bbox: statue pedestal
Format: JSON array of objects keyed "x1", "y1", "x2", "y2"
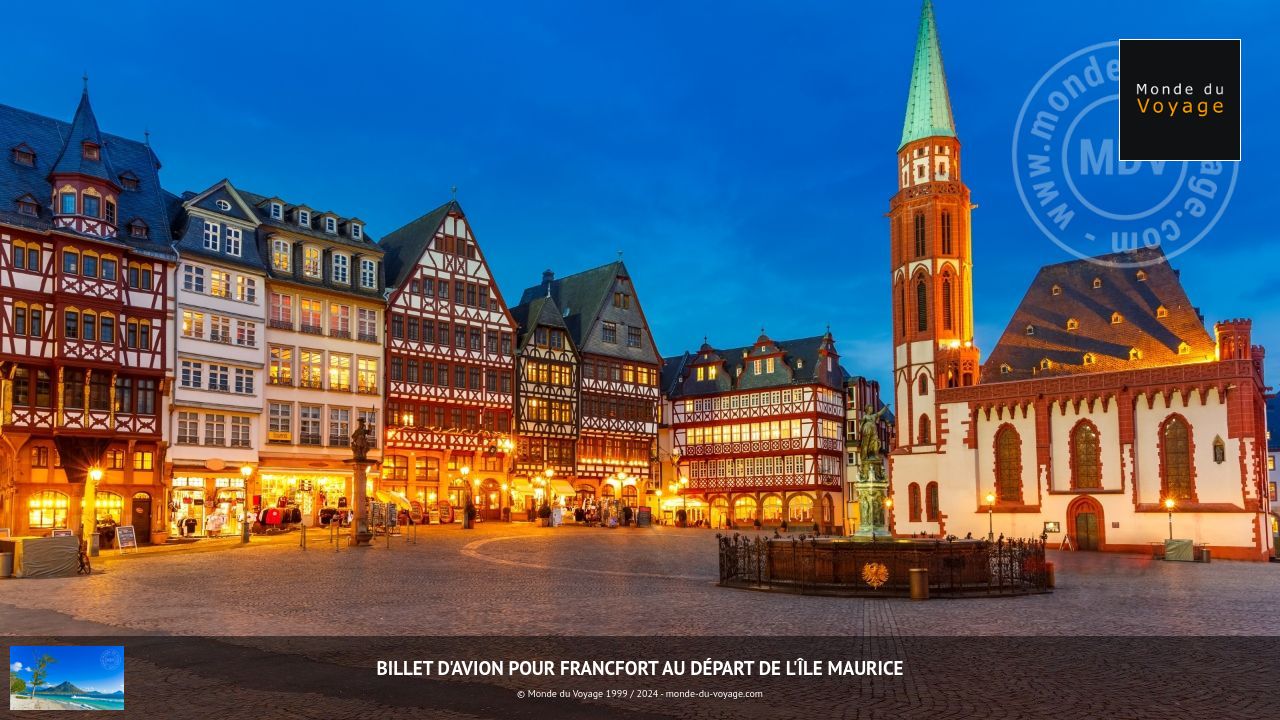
[
  {"x1": 344, "y1": 458, "x2": 378, "y2": 546},
  {"x1": 851, "y1": 479, "x2": 891, "y2": 540}
]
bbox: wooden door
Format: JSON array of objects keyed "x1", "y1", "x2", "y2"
[
  {"x1": 131, "y1": 492, "x2": 151, "y2": 544},
  {"x1": 1076, "y1": 512, "x2": 1099, "y2": 551}
]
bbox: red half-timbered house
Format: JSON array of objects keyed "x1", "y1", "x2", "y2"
[
  {"x1": 663, "y1": 332, "x2": 846, "y2": 531},
  {"x1": 379, "y1": 201, "x2": 516, "y2": 520},
  {"x1": 0, "y1": 89, "x2": 174, "y2": 541}
]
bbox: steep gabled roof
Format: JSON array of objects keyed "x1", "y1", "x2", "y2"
[
  {"x1": 900, "y1": 0, "x2": 956, "y2": 149},
  {"x1": 664, "y1": 335, "x2": 841, "y2": 398},
  {"x1": 517, "y1": 260, "x2": 625, "y2": 349},
  {"x1": 510, "y1": 293, "x2": 573, "y2": 351},
  {"x1": 982, "y1": 247, "x2": 1217, "y2": 383},
  {"x1": 379, "y1": 200, "x2": 455, "y2": 291}
]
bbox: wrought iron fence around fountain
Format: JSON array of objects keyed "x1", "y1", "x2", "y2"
[{"x1": 716, "y1": 534, "x2": 1050, "y2": 597}]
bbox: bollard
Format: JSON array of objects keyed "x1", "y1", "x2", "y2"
[
  {"x1": 299, "y1": 524, "x2": 307, "y2": 551},
  {"x1": 1045, "y1": 561, "x2": 1055, "y2": 588},
  {"x1": 908, "y1": 568, "x2": 929, "y2": 600}
]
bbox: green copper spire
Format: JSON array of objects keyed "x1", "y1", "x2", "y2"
[{"x1": 899, "y1": 0, "x2": 956, "y2": 150}]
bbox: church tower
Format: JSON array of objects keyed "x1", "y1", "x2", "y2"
[{"x1": 890, "y1": 0, "x2": 978, "y2": 452}]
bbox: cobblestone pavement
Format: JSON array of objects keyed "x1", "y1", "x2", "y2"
[
  {"x1": 2, "y1": 523, "x2": 1277, "y2": 637},
  {"x1": 2, "y1": 524, "x2": 1278, "y2": 719}
]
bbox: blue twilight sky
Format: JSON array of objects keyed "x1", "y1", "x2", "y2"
[
  {"x1": 10, "y1": 646, "x2": 125, "y2": 694},
  {"x1": 1, "y1": 1, "x2": 1275, "y2": 392}
]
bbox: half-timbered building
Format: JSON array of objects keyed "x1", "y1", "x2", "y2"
[
  {"x1": 662, "y1": 332, "x2": 846, "y2": 531},
  {"x1": 379, "y1": 201, "x2": 516, "y2": 520},
  {"x1": 510, "y1": 288, "x2": 579, "y2": 513},
  {"x1": 517, "y1": 262, "x2": 661, "y2": 509},
  {"x1": 251, "y1": 190, "x2": 384, "y2": 525},
  {"x1": 886, "y1": 1, "x2": 1272, "y2": 559},
  {"x1": 0, "y1": 89, "x2": 175, "y2": 541},
  {"x1": 165, "y1": 180, "x2": 267, "y2": 537}
]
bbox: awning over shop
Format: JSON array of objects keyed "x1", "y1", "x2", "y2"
[
  {"x1": 551, "y1": 480, "x2": 576, "y2": 497},
  {"x1": 511, "y1": 478, "x2": 534, "y2": 493},
  {"x1": 372, "y1": 490, "x2": 412, "y2": 507}
]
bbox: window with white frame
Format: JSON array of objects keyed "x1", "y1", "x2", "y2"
[
  {"x1": 181, "y1": 310, "x2": 204, "y2": 339},
  {"x1": 270, "y1": 202, "x2": 283, "y2": 220},
  {"x1": 329, "y1": 407, "x2": 351, "y2": 444},
  {"x1": 324, "y1": 216, "x2": 337, "y2": 234},
  {"x1": 332, "y1": 254, "x2": 349, "y2": 283},
  {"x1": 235, "y1": 320, "x2": 256, "y2": 347},
  {"x1": 226, "y1": 227, "x2": 242, "y2": 256},
  {"x1": 236, "y1": 276, "x2": 257, "y2": 303},
  {"x1": 180, "y1": 360, "x2": 203, "y2": 388},
  {"x1": 205, "y1": 414, "x2": 226, "y2": 446},
  {"x1": 303, "y1": 247, "x2": 321, "y2": 278},
  {"x1": 177, "y1": 412, "x2": 199, "y2": 444},
  {"x1": 268, "y1": 402, "x2": 292, "y2": 442},
  {"x1": 360, "y1": 258, "x2": 376, "y2": 288},
  {"x1": 210, "y1": 270, "x2": 231, "y2": 298},
  {"x1": 297, "y1": 209, "x2": 310, "y2": 227},
  {"x1": 271, "y1": 239, "x2": 291, "y2": 271},
  {"x1": 357, "y1": 308, "x2": 377, "y2": 341},
  {"x1": 329, "y1": 303, "x2": 351, "y2": 337},
  {"x1": 183, "y1": 265, "x2": 205, "y2": 293},
  {"x1": 234, "y1": 368, "x2": 254, "y2": 394},
  {"x1": 351, "y1": 223, "x2": 363, "y2": 240},
  {"x1": 202, "y1": 221, "x2": 220, "y2": 251},
  {"x1": 210, "y1": 315, "x2": 231, "y2": 344},
  {"x1": 230, "y1": 416, "x2": 251, "y2": 447},
  {"x1": 299, "y1": 404, "x2": 322, "y2": 444},
  {"x1": 208, "y1": 364, "x2": 230, "y2": 392}
]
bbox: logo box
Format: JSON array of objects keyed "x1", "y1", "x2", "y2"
[{"x1": 1119, "y1": 39, "x2": 1241, "y2": 161}]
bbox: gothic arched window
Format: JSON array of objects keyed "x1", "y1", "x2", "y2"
[
  {"x1": 918, "y1": 374, "x2": 929, "y2": 396},
  {"x1": 995, "y1": 425, "x2": 1023, "y2": 502},
  {"x1": 1070, "y1": 420, "x2": 1101, "y2": 489},
  {"x1": 925, "y1": 482, "x2": 939, "y2": 521},
  {"x1": 1161, "y1": 415, "x2": 1194, "y2": 500},
  {"x1": 940, "y1": 211, "x2": 952, "y2": 254},
  {"x1": 914, "y1": 213, "x2": 926, "y2": 257},
  {"x1": 908, "y1": 483, "x2": 921, "y2": 522},
  {"x1": 941, "y1": 273, "x2": 954, "y2": 330},
  {"x1": 916, "y1": 279, "x2": 928, "y2": 332},
  {"x1": 917, "y1": 414, "x2": 931, "y2": 445}
]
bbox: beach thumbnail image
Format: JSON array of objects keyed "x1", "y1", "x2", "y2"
[{"x1": 9, "y1": 645, "x2": 124, "y2": 711}]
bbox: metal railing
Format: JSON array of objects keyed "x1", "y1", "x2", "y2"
[{"x1": 717, "y1": 534, "x2": 1049, "y2": 597}]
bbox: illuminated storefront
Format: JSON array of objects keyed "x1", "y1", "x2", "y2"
[
  {"x1": 170, "y1": 476, "x2": 247, "y2": 537},
  {"x1": 257, "y1": 471, "x2": 353, "y2": 526}
]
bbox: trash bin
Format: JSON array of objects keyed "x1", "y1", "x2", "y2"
[
  {"x1": 908, "y1": 568, "x2": 929, "y2": 600},
  {"x1": 0, "y1": 553, "x2": 13, "y2": 578},
  {"x1": 1199, "y1": 547, "x2": 1211, "y2": 563},
  {"x1": 88, "y1": 532, "x2": 100, "y2": 558}
]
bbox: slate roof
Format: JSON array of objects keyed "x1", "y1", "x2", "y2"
[
  {"x1": 237, "y1": 188, "x2": 381, "y2": 255},
  {"x1": 51, "y1": 91, "x2": 117, "y2": 183},
  {"x1": 379, "y1": 200, "x2": 455, "y2": 291},
  {"x1": 169, "y1": 180, "x2": 270, "y2": 273},
  {"x1": 517, "y1": 261, "x2": 626, "y2": 351},
  {"x1": 0, "y1": 93, "x2": 175, "y2": 259},
  {"x1": 510, "y1": 293, "x2": 573, "y2": 351},
  {"x1": 1266, "y1": 395, "x2": 1280, "y2": 453},
  {"x1": 900, "y1": 0, "x2": 956, "y2": 149},
  {"x1": 663, "y1": 334, "x2": 841, "y2": 398},
  {"x1": 981, "y1": 247, "x2": 1217, "y2": 383}
]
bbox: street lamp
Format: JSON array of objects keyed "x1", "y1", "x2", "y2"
[
  {"x1": 240, "y1": 465, "x2": 254, "y2": 544},
  {"x1": 679, "y1": 474, "x2": 689, "y2": 518},
  {"x1": 542, "y1": 468, "x2": 555, "y2": 508},
  {"x1": 985, "y1": 492, "x2": 996, "y2": 541},
  {"x1": 1164, "y1": 497, "x2": 1176, "y2": 540},
  {"x1": 460, "y1": 466, "x2": 473, "y2": 529}
]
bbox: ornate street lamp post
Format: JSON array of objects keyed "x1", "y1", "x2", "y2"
[
  {"x1": 986, "y1": 492, "x2": 996, "y2": 540},
  {"x1": 461, "y1": 466, "x2": 473, "y2": 529}
]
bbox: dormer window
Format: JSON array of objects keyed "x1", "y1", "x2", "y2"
[
  {"x1": 128, "y1": 219, "x2": 149, "y2": 239},
  {"x1": 82, "y1": 194, "x2": 100, "y2": 218},
  {"x1": 359, "y1": 258, "x2": 376, "y2": 289},
  {"x1": 270, "y1": 202, "x2": 283, "y2": 220},
  {"x1": 1111, "y1": 312, "x2": 1123, "y2": 324},
  {"x1": 1082, "y1": 352, "x2": 1096, "y2": 365},
  {"x1": 1025, "y1": 325, "x2": 1035, "y2": 336},
  {"x1": 1000, "y1": 363, "x2": 1012, "y2": 374},
  {"x1": 1129, "y1": 348, "x2": 1143, "y2": 361},
  {"x1": 118, "y1": 172, "x2": 139, "y2": 191},
  {"x1": 16, "y1": 195, "x2": 38, "y2": 217},
  {"x1": 297, "y1": 209, "x2": 311, "y2": 227},
  {"x1": 216, "y1": 199, "x2": 231, "y2": 212},
  {"x1": 1136, "y1": 270, "x2": 1147, "y2": 282},
  {"x1": 324, "y1": 217, "x2": 337, "y2": 234},
  {"x1": 1156, "y1": 305, "x2": 1169, "y2": 319},
  {"x1": 1066, "y1": 318, "x2": 1079, "y2": 331},
  {"x1": 351, "y1": 223, "x2": 363, "y2": 240},
  {"x1": 1092, "y1": 277, "x2": 1103, "y2": 289},
  {"x1": 1040, "y1": 358, "x2": 1051, "y2": 370},
  {"x1": 1051, "y1": 284, "x2": 1061, "y2": 296},
  {"x1": 1178, "y1": 342, "x2": 1191, "y2": 355},
  {"x1": 82, "y1": 142, "x2": 100, "y2": 161},
  {"x1": 11, "y1": 144, "x2": 35, "y2": 166},
  {"x1": 332, "y1": 254, "x2": 349, "y2": 284},
  {"x1": 303, "y1": 246, "x2": 321, "y2": 278},
  {"x1": 271, "y1": 238, "x2": 291, "y2": 272}
]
